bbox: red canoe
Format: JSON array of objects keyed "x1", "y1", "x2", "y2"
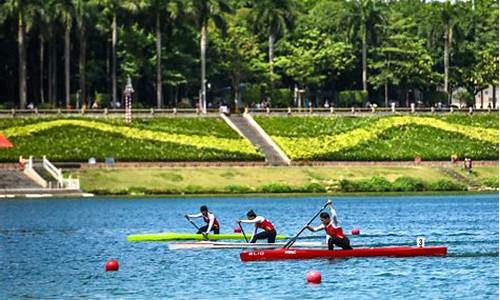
[{"x1": 240, "y1": 246, "x2": 448, "y2": 262}]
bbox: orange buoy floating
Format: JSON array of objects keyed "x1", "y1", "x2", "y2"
[
  {"x1": 351, "y1": 228, "x2": 360, "y2": 235},
  {"x1": 306, "y1": 270, "x2": 322, "y2": 284},
  {"x1": 105, "y1": 259, "x2": 119, "y2": 272},
  {"x1": 233, "y1": 227, "x2": 242, "y2": 233}
]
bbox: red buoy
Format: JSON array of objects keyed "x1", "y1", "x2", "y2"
[
  {"x1": 306, "y1": 270, "x2": 322, "y2": 284},
  {"x1": 105, "y1": 259, "x2": 119, "y2": 272},
  {"x1": 351, "y1": 228, "x2": 360, "y2": 235},
  {"x1": 233, "y1": 227, "x2": 242, "y2": 233}
]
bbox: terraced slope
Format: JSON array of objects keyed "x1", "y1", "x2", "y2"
[
  {"x1": 255, "y1": 115, "x2": 499, "y2": 161},
  {"x1": 0, "y1": 117, "x2": 262, "y2": 162}
]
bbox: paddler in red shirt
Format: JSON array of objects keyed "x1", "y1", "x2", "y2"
[
  {"x1": 305, "y1": 199, "x2": 352, "y2": 250},
  {"x1": 238, "y1": 210, "x2": 277, "y2": 243},
  {"x1": 185, "y1": 205, "x2": 220, "y2": 235}
]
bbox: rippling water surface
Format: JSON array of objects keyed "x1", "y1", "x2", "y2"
[{"x1": 0, "y1": 194, "x2": 498, "y2": 299}]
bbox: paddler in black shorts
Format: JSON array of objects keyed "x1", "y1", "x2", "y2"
[
  {"x1": 237, "y1": 210, "x2": 277, "y2": 243},
  {"x1": 185, "y1": 205, "x2": 220, "y2": 235},
  {"x1": 305, "y1": 199, "x2": 352, "y2": 250}
]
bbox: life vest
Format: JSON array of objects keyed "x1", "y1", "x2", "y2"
[
  {"x1": 203, "y1": 214, "x2": 219, "y2": 229},
  {"x1": 325, "y1": 223, "x2": 345, "y2": 239},
  {"x1": 256, "y1": 218, "x2": 275, "y2": 232}
]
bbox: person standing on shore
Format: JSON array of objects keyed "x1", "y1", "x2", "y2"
[
  {"x1": 237, "y1": 210, "x2": 277, "y2": 243},
  {"x1": 185, "y1": 205, "x2": 220, "y2": 235},
  {"x1": 304, "y1": 199, "x2": 353, "y2": 250}
]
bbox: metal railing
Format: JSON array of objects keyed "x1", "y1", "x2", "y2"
[{"x1": 0, "y1": 106, "x2": 497, "y2": 118}]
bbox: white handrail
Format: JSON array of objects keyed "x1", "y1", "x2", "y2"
[{"x1": 43, "y1": 156, "x2": 63, "y2": 188}]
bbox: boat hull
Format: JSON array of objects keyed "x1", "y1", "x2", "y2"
[
  {"x1": 240, "y1": 246, "x2": 448, "y2": 262},
  {"x1": 127, "y1": 232, "x2": 287, "y2": 242},
  {"x1": 168, "y1": 241, "x2": 325, "y2": 250}
]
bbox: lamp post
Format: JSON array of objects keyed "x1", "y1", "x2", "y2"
[{"x1": 123, "y1": 76, "x2": 134, "y2": 123}]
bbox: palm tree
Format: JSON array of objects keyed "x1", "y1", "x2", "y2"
[
  {"x1": 33, "y1": 0, "x2": 52, "y2": 104},
  {"x1": 98, "y1": 0, "x2": 123, "y2": 107},
  {"x1": 189, "y1": 0, "x2": 233, "y2": 113},
  {"x1": 1, "y1": 0, "x2": 35, "y2": 108},
  {"x1": 58, "y1": 0, "x2": 74, "y2": 108},
  {"x1": 135, "y1": 0, "x2": 184, "y2": 108},
  {"x1": 346, "y1": 0, "x2": 385, "y2": 92},
  {"x1": 249, "y1": 0, "x2": 296, "y2": 73},
  {"x1": 439, "y1": 1, "x2": 459, "y2": 104},
  {"x1": 74, "y1": 0, "x2": 95, "y2": 108}
]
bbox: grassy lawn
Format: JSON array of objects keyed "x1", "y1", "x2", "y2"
[{"x1": 71, "y1": 165, "x2": 497, "y2": 194}]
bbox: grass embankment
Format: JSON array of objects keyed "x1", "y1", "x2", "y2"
[
  {"x1": 255, "y1": 114, "x2": 499, "y2": 161},
  {"x1": 72, "y1": 165, "x2": 498, "y2": 195},
  {"x1": 0, "y1": 117, "x2": 262, "y2": 162}
]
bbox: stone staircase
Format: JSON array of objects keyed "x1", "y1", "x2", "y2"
[
  {"x1": 228, "y1": 115, "x2": 289, "y2": 166},
  {"x1": 438, "y1": 166, "x2": 483, "y2": 191},
  {"x1": 0, "y1": 169, "x2": 43, "y2": 189}
]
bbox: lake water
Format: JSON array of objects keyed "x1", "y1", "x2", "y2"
[{"x1": 0, "y1": 194, "x2": 498, "y2": 299}]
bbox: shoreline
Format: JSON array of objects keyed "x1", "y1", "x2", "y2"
[{"x1": 3, "y1": 190, "x2": 497, "y2": 200}]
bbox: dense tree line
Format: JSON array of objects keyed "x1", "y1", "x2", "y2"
[{"x1": 0, "y1": 0, "x2": 497, "y2": 110}]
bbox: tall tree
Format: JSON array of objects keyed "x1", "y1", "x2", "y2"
[
  {"x1": 345, "y1": 0, "x2": 385, "y2": 92},
  {"x1": 211, "y1": 10, "x2": 268, "y2": 112},
  {"x1": 189, "y1": 0, "x2": 233, "y2": 113},
  {"x1": 98, "y1": 0, "x2": 124, "y2": 106},
  {"x1": 275, "y1": 28, "x2": 354, "y2": 101},
  {"x1": 58, "y1": 0, "x2": 74, "y2": 108},
  {"x1": 1, "y1": 0, "x2": 35, "y2": 108},
  {"x1": 369, "y1": 14, "x2": 437, "y2": 107},
  {"x1": 135, "y1": 0, "x2": 184, "y2": 108},
  {"x1": 249, "y1": 0, "x2": 296, "y2": 74}
]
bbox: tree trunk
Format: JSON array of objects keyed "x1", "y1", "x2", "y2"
[
  {"x1": 493, "y1": 86, "x2": 497, "y2": 108},
  {"x1": 156, "y1": 12, "x2": 162, "y2": 108},
  {"x1": 384, "y1": 82, "x2": 388, "y2": 107},
  {"x1": 79, "y1": 27, "x2": 86, "y2": 107},
  {"x1": 268, "y1": 33, "x2": 275, "y2": 73},
  {"x1": 48, "y1": 34, "x2": 53, "y2": 104},
  {"x1": 362, "y1": 31, "x2": 368, "y2": 92},
  {"x1": 64, "y1": 23, "x2": 71, "y2": 108},
  {"x1": 40, "y1": 34, "x2": 45, "y2": 104},
  {"x1": 52, "y1": 36, "x2": 58, "y2": 106},
  {"x1": 200, "y1": 24, "x2": 207, "y2": 113},
  {"x1": 112, "y1": 13, "x2": 117, "y2": 106},
  {"x1": 443, "y1": 25, "x2": 449, "y2": 104},
  {"x1": 18, "y1": 11, "x2": 27, "y2": 109}
]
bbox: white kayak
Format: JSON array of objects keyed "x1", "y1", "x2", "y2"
[{"x1": 167, "y1": 241, "x2": 326, "y2": 250}]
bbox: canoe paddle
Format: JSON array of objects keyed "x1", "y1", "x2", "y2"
[
  {"x1": 283, "y1": 200, "x2": 330, "y2": 249},
  {"x1": 238, "y1": 222, "x2": 249, "y2": 243},
  {"x1": 184, "y1": 215, "x2": 209, "y2": 240}
]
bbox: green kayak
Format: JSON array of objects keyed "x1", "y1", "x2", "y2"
[{"x1": 127, "y1": 232, "x2": 288, "y2": 242}]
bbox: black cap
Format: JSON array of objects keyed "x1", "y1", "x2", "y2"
[
  {"x1": 320, "y1": 212, "x2": 330, "y2": 219},
  {"x1": 200, "y1": 205, "x2": 208, "y2": 212},
  {"x1": 246, "y1": 209, "x2": 256, "y2": 217}
]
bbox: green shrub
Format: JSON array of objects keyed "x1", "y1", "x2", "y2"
[
  {"x1": 177, "y1": 102, "x2": 193, "y2": 109},
  {"x1": 259, "y1": 182, "x2": 293, "y2": 193},
  {"x1": 95, "y1": 93, "x2": 111, "y2": 107},
  {"x1": 392, "y1": 177, "x2": 427, "y2": 192},
  {"x1": 338, "y1": 179, "x2": 358, "y2": 192},
  {"x1": 338, "y1": 90, "x2": 368, "y2": 107},
  {"x1": 242, "y1": 84, "x2": 261, "y2": 107},
  {"x1": 423, "y1": 90, "x2": 448, "y2": 106},
  {"x1": 300, "y1": 183, "x2": 327, "y2": 193},
  {"x1": 224, "y1": 184, "x2": 253, "y2": 193},
  {"x1": 270, "y1": 89, "x2": 293, "y2": 108},
  {"x1": 429, "y1": 180, "x2": 467, "y2": 191},
  {"x1": 128, "y1": 186, "x2": 147, "y2": 195},
  {"x1": 483, "y1": 177, "x2": 499, "y2": 189}
]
